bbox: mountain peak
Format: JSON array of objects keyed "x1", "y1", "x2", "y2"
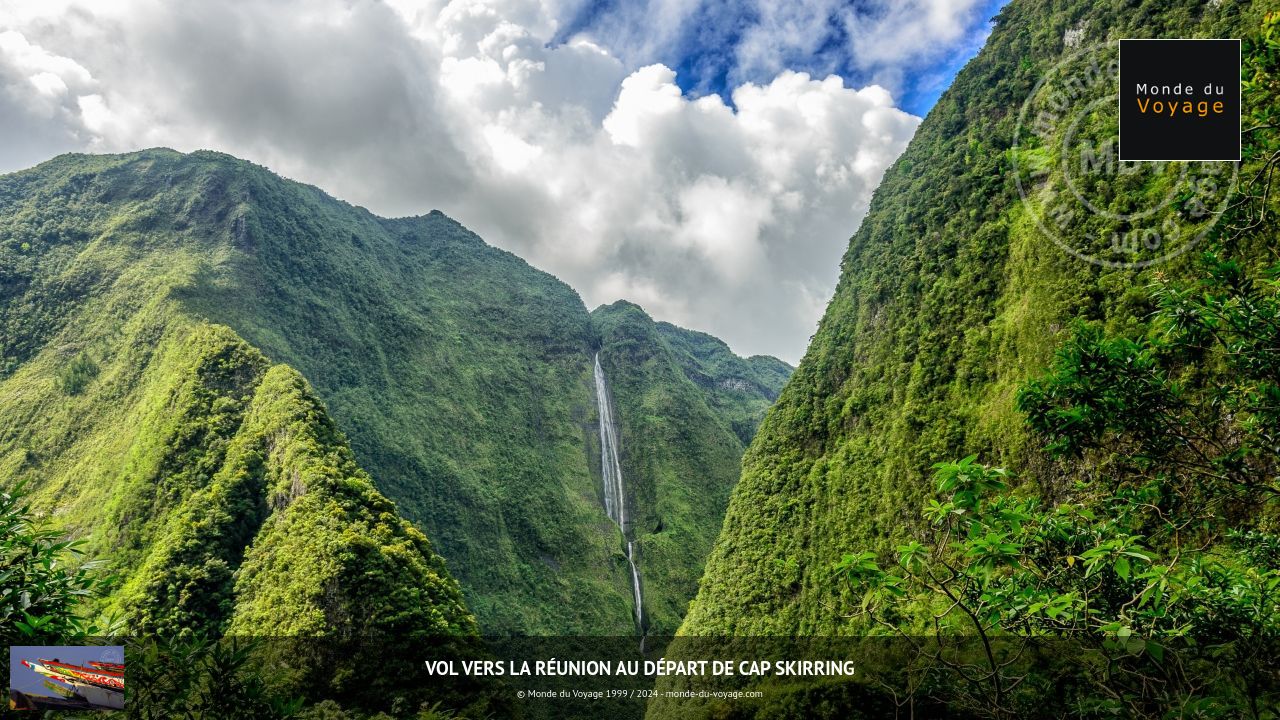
[{"x1": 1, "y1": 146, "x2": 787, "y2": 640}]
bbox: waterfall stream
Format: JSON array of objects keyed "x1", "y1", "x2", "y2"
[{"x1": 593, "y1": 353, "x2": 646, "y2": 639}]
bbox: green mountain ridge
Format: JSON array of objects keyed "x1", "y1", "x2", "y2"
[
  {"x1": 0, "y1": 148, "x2": 789, "y2": 638},
  {"x1": 0, "y1": 302, "x2": 477, "y2": 642},
  {"x1": 681, "y1": 0, "x2": 1280, "y2": 637}
]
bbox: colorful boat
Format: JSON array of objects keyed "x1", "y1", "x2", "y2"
[{"x1": 18, "y1": 658, "x2": 124, "y2": 710}]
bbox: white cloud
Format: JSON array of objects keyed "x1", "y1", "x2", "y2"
[
  {"x1": 841, "y1": 0, "x2": 989, "y2": 67},
  {"x1": 559, "y1": 0, "x2": 996, "y2": 102},
  {"x1": 838, "y1": 0, "x2": 994, "y2": 92},
  {"x1": 0, "y1": 0, "x2": 922, "y2": 364},
  {"x1": 0, "y1": 28, "x2": 99, "y2": 167}
]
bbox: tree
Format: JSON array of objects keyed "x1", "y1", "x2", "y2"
[
  {"x1": 836, "y1": 451, "x2": 1279, "y2": 718},
  {"x1": 834, "y1": 255, "x2": 1280, "y2": 717},
  {"x1": 0, "y1": 481, "x2": 119, "y2": 644},
  {"x1": 834, "y1": 18, "x2": 1280, "y2": 718},
  {"x1": 129, "y1": 635, "x2": 304, "y2": 720}
]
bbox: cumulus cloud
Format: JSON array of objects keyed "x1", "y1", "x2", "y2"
[
  {"x1": 0, "y1": 0, "x2": 922, "y2": 363},
  {"x1": 732, "y1": 0, "x2": 992, "y2": 80},
  {"x1": 836, "y1": 0, "x2": 996, "y2": 93},
  {"x1": 0, "y1": 28, "x2": 98, "y2": 169},
  {"x1": 559, "y1": 0, "x2": 998, "y2": 106}
]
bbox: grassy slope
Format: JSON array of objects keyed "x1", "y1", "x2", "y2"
[
  {"x1": 0, "y1": 149, "x2": 788, "y2": 635},
  {"x1": 681, "y1": 0, "x2": 1279, "y2": 636}
]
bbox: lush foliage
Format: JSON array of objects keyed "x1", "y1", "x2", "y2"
[
  {"x1": 130, "y1": 635, "x2": 304, "y2": 720},
  {"x1": 685, "y1": 9, "x2": 1280, "y2": 716},
  {"x1": 56, "y1": 351, "x2": 99, "y2": 396},
  {"x1": 654, "y1": 319, "x2": 791, "y2": 446},
  {"x1": 1, "y1": 324, "x2": 481, "y2": 715},
  {"x1": 592, "y1": 302, "x2": 787, "y2": 635},
  {"x1": 683, "y1": 0, "x2": 1280, "y2": 638},
  {"x1": 839, "y1": 454, "x2": 1278, "y2": 718},
  {"x1": 0, "y1": 146, "x2": 784, "y2": 639},
  {"x1": 102, "y1": 333, "x2": 477, "y2": 640},
  {"x1": 0, "y1": 481, "x2": 119, "y2": 645},
  {"x1": 834, "y1": 247, "x2": 1280, "y2": 714}
]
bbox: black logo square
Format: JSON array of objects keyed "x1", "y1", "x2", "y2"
[{"x1": 1119, "y1": 39, "x2": 1240, "y2": 161}]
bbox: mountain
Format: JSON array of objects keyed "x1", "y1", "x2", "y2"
[
  {"x1": 681, "y1": 0, "x2": 1278, "y2": 637},
  {"x1": 654, "y1": 319, "x2": 793, "y2": 448},
  {"x1": 0, "y1": 148, "x2": 789, "y2": 637},
  {"x1": 592, "y1": 301, "x2": 790, "y2": 634},
  {"x1": 0, "y1": 302, "x2": 478, "y2": 649}
]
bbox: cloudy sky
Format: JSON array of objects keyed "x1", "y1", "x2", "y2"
[{"x1": 0, "y1": 0, "x2": 1003, "y2": 364}]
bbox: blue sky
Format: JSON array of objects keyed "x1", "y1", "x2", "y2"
[{"x1": 555, "y1": 0, "x2": 1008, "y2": 116}]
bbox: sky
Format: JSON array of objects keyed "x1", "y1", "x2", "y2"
[{"x1": 0, "y1": 0, "x2": 1004, "y2": 364}]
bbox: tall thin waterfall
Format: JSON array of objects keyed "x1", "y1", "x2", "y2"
[{"x1": 593, "y1": 353, "x2": 645, "y2": 637}]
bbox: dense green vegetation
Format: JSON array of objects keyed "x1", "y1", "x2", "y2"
[
  {"x1": 663, "y1": 5, "x2": 1280, "y2": 717},
  {"x1": 0, "y1": 147, "x2": 786, "y2": 638},
  {"x1": 0, "y1": 308, "x2": 475, "y2": 643},
  {"x1": 130, "y1": 636, "x2": 305, "y2": 720},
  {"x1": 0, "y1": 483, "x2": 486, "y2": 718},
  {"x1": 105, "y1": 332, "x2": 477, "y2": 640},
  {"x1": 653, "y1": 320, "x2": 791, "y2": 447},
  {"x1": 0, "y1": 482, "x2": 120, "y2": 646},
  {"x1": 827, "y1": 237, "x2": 1280, "y2": 716},
  {"x1": 683, "y1": 0, "x2": 1280, "y2": 638}
]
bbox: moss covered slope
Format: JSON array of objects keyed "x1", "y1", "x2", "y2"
[
  {"x1": 0, "y1": 149, "x2": 788, "y2": 635},
  {"x1": 0, "y1": 304, "x2": 475, "y2": 638},
  {"x1": 681, "y1": 0, "x2": 1279, "y2": 635}
]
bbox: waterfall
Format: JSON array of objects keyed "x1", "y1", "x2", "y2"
[{"x1": 593, "y1": 353, "x2": 646, "y2": 638}]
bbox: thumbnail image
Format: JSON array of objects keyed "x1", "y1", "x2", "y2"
[{"x1": 9, "y1": 646, "x2": 124, "y2": 712}]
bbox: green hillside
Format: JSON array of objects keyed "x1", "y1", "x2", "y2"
[
  {"x1": 0, "y1": 303, "x2": 476, "y2": 642},
  {"x1": 0, "y1": 149, "x2": 788, "y2": 637},
  {"x1": 682, "y1": 0, "x2": 1280, "y2": 637},
  {"x1": 655, "y1": 320, "x2": 793, "y2": 447}
]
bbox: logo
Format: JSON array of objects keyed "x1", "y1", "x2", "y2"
[
  {"x1": 1013, "y1": 42, "x2": 1238, "y2": 268},
  {"x1": 1119, "y1": 39, "x2": 1241, "y2": 161}
]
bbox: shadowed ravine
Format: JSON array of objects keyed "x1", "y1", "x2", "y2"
[{"x1": 593, "y1": 352, "x2": 646, "y2": 645}]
